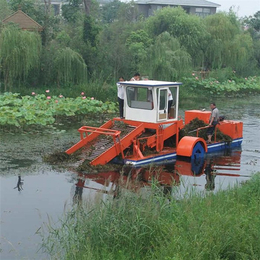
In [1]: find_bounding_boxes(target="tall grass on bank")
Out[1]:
[41,173,260,260]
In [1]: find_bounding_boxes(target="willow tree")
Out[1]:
[204,13,253,72]
[0,25,42,91]
[54,47,87,86]
[141,32,191,81]
[145,7,207,68]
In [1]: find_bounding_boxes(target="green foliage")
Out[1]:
[0,25,42,91]
[245,11,260,32]
[0,0,12,20]
[62,0,83,23]
[9,0,39,20]
[125,29,152,73]
[142,32,191,80]
[42,173,260,259]
[54,47,87,86]
[0,2,260,94]
[181,75,260,98]
[83,15,100,47]
[97,15,145,79]
[253,40,260,69]
[0,92,117,129]
[145,7,207,67]
[116,1,140,23]
[145,6,186,37]
[101,0,126,24]
[56,30,71,47]
[204,13,253,71]
[126,29,152,48]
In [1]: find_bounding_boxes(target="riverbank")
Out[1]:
[42,172,260,260]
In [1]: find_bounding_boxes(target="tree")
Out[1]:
[97,5,145,80]
[83,15,100,47]
[245,11,260,32]
[141,32,191,81]
[101,0,126,24]
[0,25,42,91]
[8,0,42,22]
[54,47,87,86]
[204,13,253,72]
[126,29,152,73]
[145,7,207,68]
[62,0,83,23]
[0,0,12,21]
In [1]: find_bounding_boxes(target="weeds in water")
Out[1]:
[40,173,260,260]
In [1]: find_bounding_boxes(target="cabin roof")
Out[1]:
[119,80,182,87]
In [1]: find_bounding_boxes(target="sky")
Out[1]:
[215,0,260,17]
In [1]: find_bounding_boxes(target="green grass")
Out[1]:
[41,173,260,260]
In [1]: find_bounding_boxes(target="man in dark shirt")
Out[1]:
[207,102,219,144]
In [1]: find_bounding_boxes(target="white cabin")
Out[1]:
[119,80,181,123]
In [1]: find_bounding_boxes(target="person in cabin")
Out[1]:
[168,88,173,118]
[117,77,125,119]
[130,73,140,81]
[207,102,219,144]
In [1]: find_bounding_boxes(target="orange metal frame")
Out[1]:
[118,119,183,161]
[91,123,145,165]
[66,118,184,166]
[66,120,114,154]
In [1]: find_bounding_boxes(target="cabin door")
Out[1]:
[157,88,168,121]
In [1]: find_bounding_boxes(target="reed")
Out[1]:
[41,173,260,260]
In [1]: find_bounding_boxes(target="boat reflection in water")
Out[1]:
[72,149,246,203]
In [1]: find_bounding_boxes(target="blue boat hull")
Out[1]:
[124,138,243,166]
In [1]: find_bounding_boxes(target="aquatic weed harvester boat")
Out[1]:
[66,80,243,167]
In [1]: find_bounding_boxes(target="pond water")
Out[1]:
[1,96,260,260]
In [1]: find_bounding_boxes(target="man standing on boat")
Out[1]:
[168,88,173,118]
[207,102,219,144]
[117,77,125,119]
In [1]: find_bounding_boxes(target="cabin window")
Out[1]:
[159,89,167,110]
[126,86,153,110]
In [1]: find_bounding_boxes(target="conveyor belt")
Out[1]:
[77,123,137,164]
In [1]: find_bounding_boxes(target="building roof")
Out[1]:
[2,10,43,31]
[135,0,220,8]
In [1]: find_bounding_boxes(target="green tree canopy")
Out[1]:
[142,32,191,81]
[145,7,207,67]
[54,47,87,86]
[204,13,253,71]
[62,0,83,23]
[101,0,126,24]
[246,11,260,32]
[0,25,42,91]
[0,0,12,21]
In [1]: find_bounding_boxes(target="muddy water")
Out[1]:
[1,96,260,260]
